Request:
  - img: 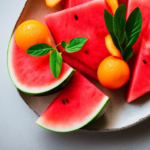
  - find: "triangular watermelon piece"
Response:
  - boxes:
[126,0,150,54]
[45,1,110,79]
[36,71,110,132]
[126,38,150,103]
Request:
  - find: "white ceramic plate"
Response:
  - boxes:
[13,0,150,132]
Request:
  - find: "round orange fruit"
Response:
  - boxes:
[15,20,51,52]
[97,56,130,89]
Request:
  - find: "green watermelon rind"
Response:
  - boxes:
[36,96,110,132]
[36,72,75,96]
[7,34,75,95]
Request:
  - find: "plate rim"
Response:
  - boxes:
[12,0,150,133]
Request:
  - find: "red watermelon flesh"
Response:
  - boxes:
[64,0,129,8]
[45,1,110,79]
[126,38,150,103]
[64,0,111,12]
[36,71,109,132]
[126,0,150,54]
[118,0,128,7]
[64,0,128,14]
[118,0,128,18]
[64,0,93,8]
[7,34,75,94]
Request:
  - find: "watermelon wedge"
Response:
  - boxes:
[45,1,111,79]
[126,38,150,103]
[7,34,75,95]
[126,0,150,54]
[36,72,110,132]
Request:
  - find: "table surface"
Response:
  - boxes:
[1,0,150,150]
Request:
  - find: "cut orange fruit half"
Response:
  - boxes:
[106,0,119,15]
[105,35,123,59]
[46,0,61,8]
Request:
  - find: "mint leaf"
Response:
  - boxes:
[50,50,62,79]
[104,10,114,36]
[27,43,54,56]
[123,46,133,61]
[104,10,121,51]
[113,4,126,45]
[124,31,129,45]
[65,37,87,53]
[104,5,142,61]
[61,41,67,48]
[126,7,142,47]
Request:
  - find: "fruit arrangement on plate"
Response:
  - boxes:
[7,0,150,132]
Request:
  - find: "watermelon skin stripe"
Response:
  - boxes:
[7,34,75,95]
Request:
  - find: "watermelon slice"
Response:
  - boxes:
[126,38,150,103]
[126,0,150,54]
[45,1,111,79]
[36,72,110,132]
[7,34,75,95]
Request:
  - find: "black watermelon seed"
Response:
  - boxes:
[84,50,89,54]
[62,100,66,104]
[74,14,78,20]
[143,60,147,64]
[66,99,69,103]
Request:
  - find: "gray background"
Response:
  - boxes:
[1,0,150,149]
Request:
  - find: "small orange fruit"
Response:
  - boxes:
[97,56,130,89]
[105,35,123,59]
[15,20,51,52]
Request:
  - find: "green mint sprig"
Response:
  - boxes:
[104,4,142,61]
[61,38,88,53]
[50,50,62,79]
[27,44,54,56]
[27,37,87,78]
